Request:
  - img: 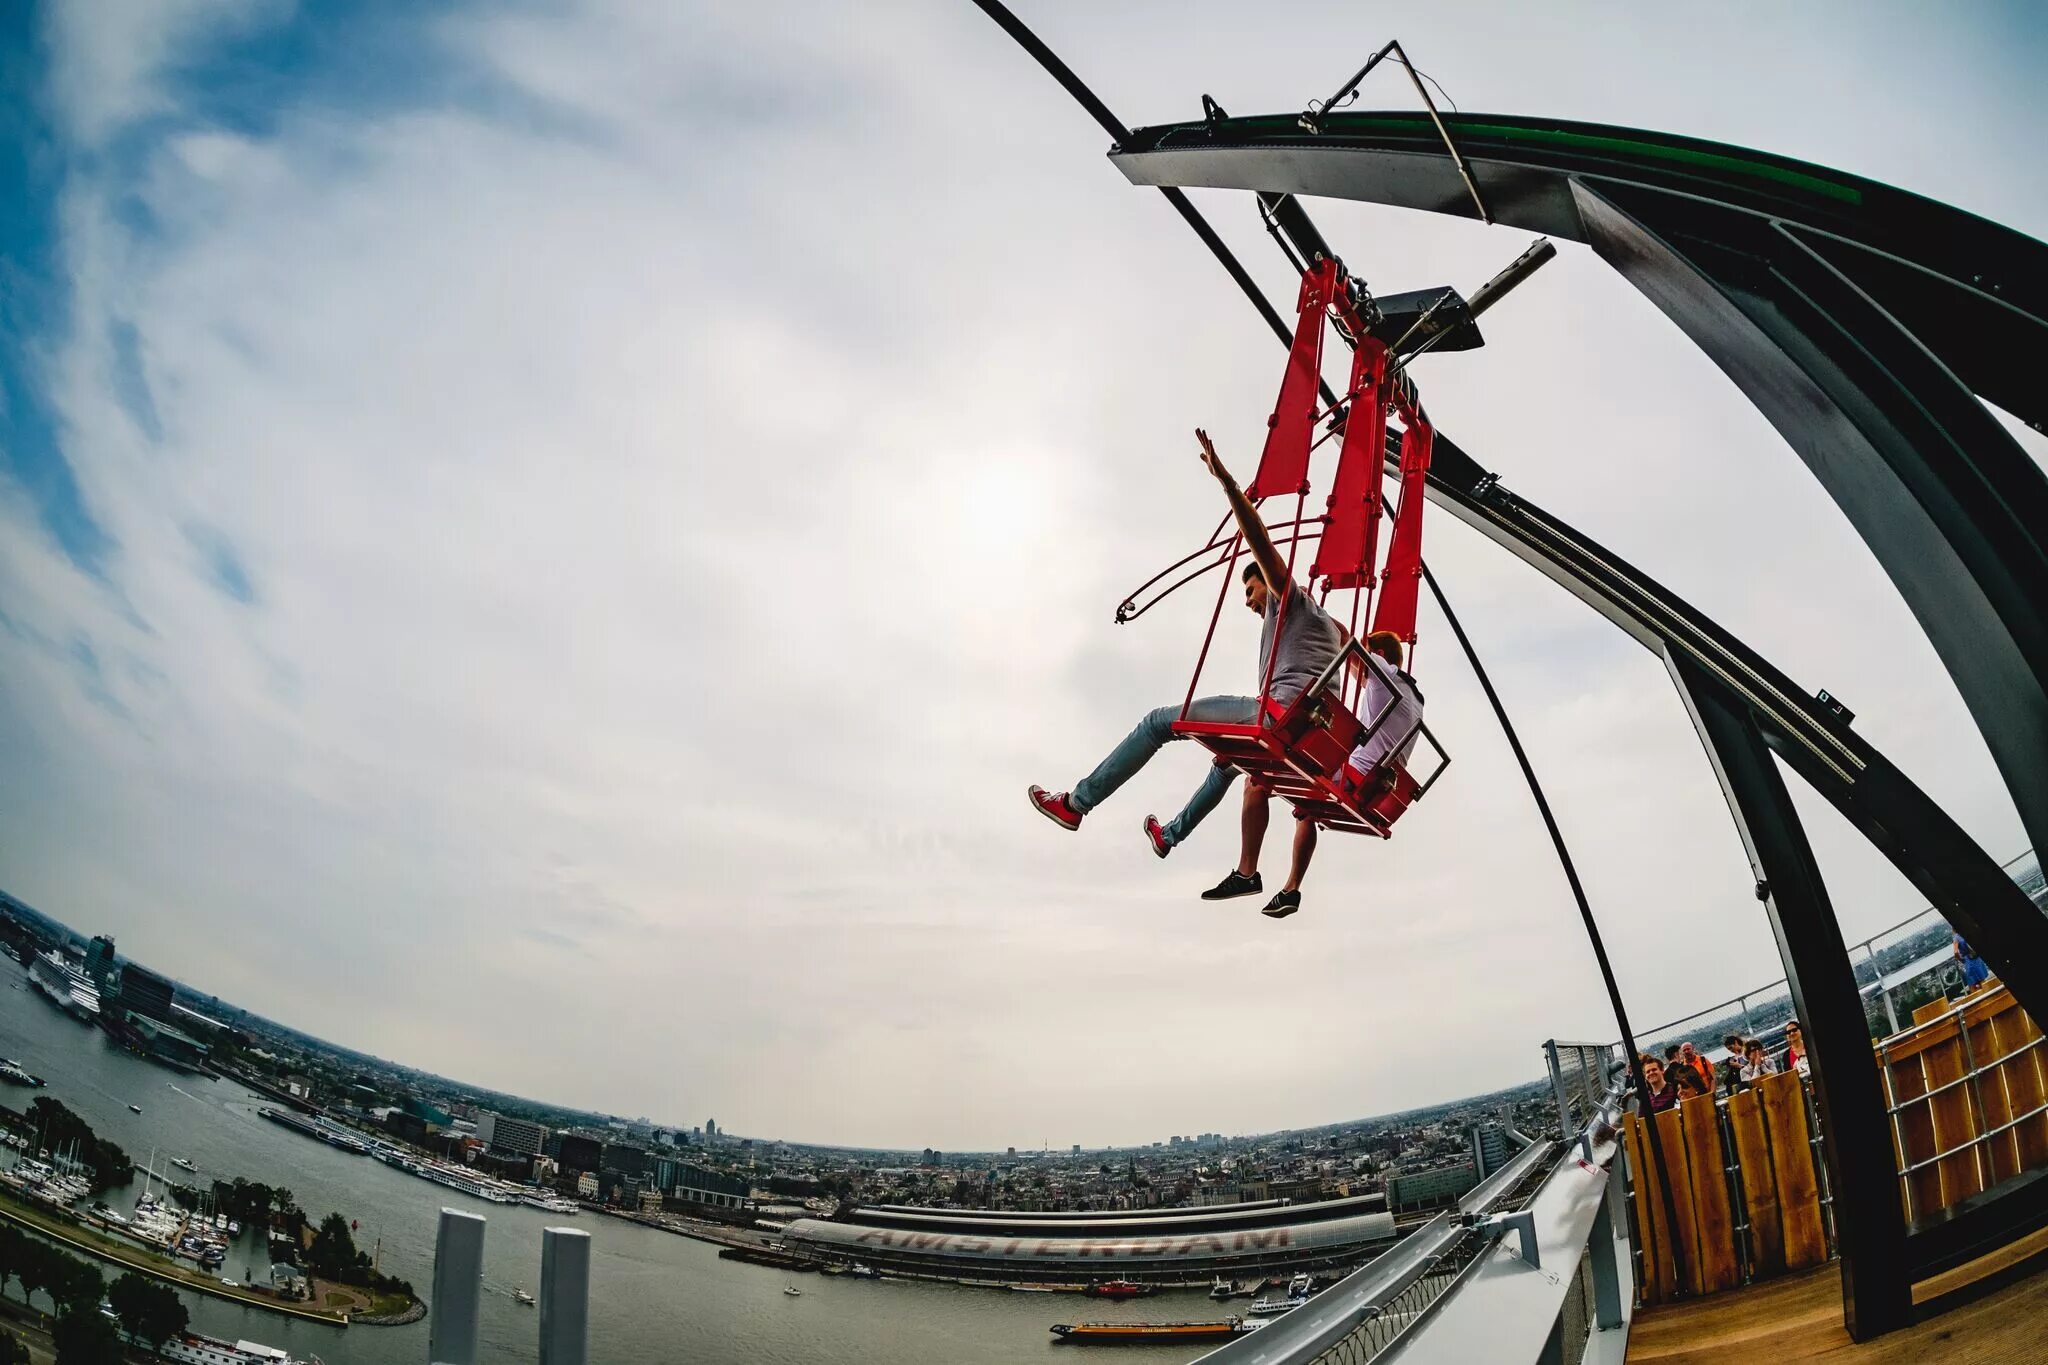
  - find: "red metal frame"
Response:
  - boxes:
[1166,258,1446,837]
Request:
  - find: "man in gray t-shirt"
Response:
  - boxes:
[1029,429,1344,919]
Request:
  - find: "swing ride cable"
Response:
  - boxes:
[967,0,1692,1290]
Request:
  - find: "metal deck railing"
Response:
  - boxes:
[1192,1059,1630,1365]
[1625,849,2042,1065]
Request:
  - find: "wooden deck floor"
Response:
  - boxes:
[1625,1229,2048,1364]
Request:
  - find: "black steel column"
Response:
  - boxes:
[1667,650,1912,1339]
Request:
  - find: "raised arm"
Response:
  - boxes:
[1195,428,1290,596]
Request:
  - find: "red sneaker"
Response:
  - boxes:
[1028,785,1082,831]
[1143,816,1169,859]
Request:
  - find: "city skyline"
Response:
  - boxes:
[2,1,2045,1149]
[3,885,1545,1157]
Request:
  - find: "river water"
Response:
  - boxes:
[0,970,1217,1364]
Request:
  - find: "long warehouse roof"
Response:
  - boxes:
[782,1210,1397,1265]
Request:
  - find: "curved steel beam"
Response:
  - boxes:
[1109,112,2048,882]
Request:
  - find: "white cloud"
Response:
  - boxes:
[2,0,2041,1148]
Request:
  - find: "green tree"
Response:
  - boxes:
[23,1098,132,1193]
[306,1212,366,1281]
[0,1329,27,1365]
[15,1238,56,1312]
[51,1308,123,1365]
[108,1271,188,1350]
[51,1258,104,1317]
[0,1225,24,1301]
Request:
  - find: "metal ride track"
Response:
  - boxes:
[970,10,2048,1337]
[1098,111,2048,1337]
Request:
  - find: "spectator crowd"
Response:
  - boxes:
[1636,1022,1810,1114]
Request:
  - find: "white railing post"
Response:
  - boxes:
[429,1208,486,1365]
[540,1225,592,1365]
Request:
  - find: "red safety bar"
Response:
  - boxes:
[1171,258,1449,837]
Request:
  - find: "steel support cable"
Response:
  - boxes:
[1418,563,1688,1291]
[969,0,1690,1290]
[967,0,1298,353]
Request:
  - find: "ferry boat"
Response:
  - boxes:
[516,1190,581,1214]
[28,951,99,1022]
[1081,1279,1155,1299]
[1051,1318,1260,1344]
[1245,1295,1307,1317]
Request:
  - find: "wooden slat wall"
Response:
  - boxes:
[1627,1075,1816,1305]
[1622,981,2048,1306]
[1992,1003,2048,1171]
[1759,1072,1826,1271]
[1964,993,2019,1186]
[1627,1110,1677,1304]
[1878,980,2044,1220]
[1726,1087,1783,1278]
[1658,1107,1702,1296]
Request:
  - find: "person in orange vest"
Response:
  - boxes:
[1674,1040,1715,1094]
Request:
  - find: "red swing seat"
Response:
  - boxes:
[1160,255,1450,835]
[1172,642,1445,838]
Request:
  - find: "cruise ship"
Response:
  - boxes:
[28,950,99,1022]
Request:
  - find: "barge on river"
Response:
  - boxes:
[1051,1318,1260,1344]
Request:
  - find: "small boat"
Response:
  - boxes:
[846,1264,881,1280]
[0,1060,44,1088]
[783,1286,802,1297]
[1051,1318,1258,1343]
[171,1157,198,1173]
[1082,1279,1155,1300]
[513,1289,535,1306]
[129,1104,143,1114]
[1008,1284,1058,1293]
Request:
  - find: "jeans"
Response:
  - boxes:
[1160,761,1240,849]
[1070,695,1259,819]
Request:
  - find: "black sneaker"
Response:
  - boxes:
[1261,890,1303,919]
[1201,870,1263,901]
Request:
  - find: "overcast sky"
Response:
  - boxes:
[1,1,2043,1150]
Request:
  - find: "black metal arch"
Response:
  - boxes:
[1101,107,2048,1337]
